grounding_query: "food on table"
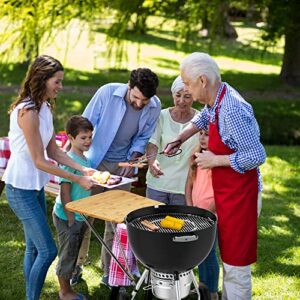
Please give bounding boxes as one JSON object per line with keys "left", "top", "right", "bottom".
{"left": 92, "top": 171, "right": 123, "bottom": 185}
{"left": 92, "top": 171, "right": 111, "bottom": 184}
{"left": 106, "top": 175, "right": 122, "bottom": 186}
{"left": 141, "top": 219, "right": 159, "bottom": 231}
{"left": 160, "top": 218, "right": 184, "bottom": 230}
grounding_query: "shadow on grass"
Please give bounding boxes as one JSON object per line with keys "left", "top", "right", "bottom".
{"left": 97, "top": 26, "right": 282, "bottom": 66}
{"left": 0, "top": 62, "right": 295, "bottom": 92}
{"left": 254, "top": 147, "right": 300, "bottom": 282}
{"left": 257, "top": 190, "right": 300, "bottom": 276}
{"left": 0, "top": 198, "right": 26, "bottom": 299}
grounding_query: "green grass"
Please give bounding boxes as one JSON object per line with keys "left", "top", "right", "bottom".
{"left": 0, "top": 146, "right": 299, "bottom": 299}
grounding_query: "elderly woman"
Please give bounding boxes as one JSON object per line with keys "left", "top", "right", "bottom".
{"left": 145, "top": 76, "right": 199, "bottom": 205}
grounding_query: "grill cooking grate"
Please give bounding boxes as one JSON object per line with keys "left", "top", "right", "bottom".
{"left": 129, "top": 213, "right": 215, "bottom": 233}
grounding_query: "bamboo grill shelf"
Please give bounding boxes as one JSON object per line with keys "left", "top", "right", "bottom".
{"left": 66, "top": 190, "right": 162, "bottom": 223}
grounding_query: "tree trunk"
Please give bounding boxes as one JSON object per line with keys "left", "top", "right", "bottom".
{"left": 246, "top": 0, "right": 257, "bottom": 25}
{"left": 209, "top": 0, "right": 238, "bottom": 39}
{"left": 280, "top": 31, "right": 300, "bottom": 86}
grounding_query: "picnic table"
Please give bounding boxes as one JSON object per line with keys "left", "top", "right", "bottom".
{"left": 0, "top": 133, "right": 68, "bottom": 197}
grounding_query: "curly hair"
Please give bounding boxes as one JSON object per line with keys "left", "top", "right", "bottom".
{"left": 129, "top": 68, "right": 159, "bottom": 98}
{"left": 9, "top": 55, "right": 64, "bottom": 113}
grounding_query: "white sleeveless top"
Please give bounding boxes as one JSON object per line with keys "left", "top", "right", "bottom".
{"left": 3, "top": 100, "right": 54, "bottom": 190}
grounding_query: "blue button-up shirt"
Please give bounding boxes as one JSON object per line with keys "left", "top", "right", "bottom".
{"left": 82, "top": 83, "right": 161, "bottom": 168}
{"left": 192, "top": 82, "right": 266, "bottom": 191}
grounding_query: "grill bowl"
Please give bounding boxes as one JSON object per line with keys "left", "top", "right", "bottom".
{"left": 125, "top": 205, "right": 217, "bottom": 273}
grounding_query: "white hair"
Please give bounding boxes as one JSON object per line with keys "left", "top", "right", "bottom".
{"left": 170, "top": 75, "right": 184, "bottom": 94}
{"left": 180, "top": 52, "right": 221, "bottom": 84}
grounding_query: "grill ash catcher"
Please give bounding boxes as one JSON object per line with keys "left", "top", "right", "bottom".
{"left": 66, "top": 191, "right": 217, "bottom": 300}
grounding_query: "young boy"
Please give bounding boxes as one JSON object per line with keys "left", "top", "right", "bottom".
{"left": 53, "top": 115, "right": 93, "bottom": 300}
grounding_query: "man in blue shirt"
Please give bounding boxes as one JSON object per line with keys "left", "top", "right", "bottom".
{"left": 82, "top": 68, "right": 161, "bottom": 285}
{"left": 165, "top": 53, "right": 266, "bottom": 300}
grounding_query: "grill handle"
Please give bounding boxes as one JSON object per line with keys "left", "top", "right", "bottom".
{"left": 172, "top": 235, "right": 198, "bottom": 243}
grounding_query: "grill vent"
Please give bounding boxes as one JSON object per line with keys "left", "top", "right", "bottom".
{"left": 129, "top": 213, "right": 215, "bottom": 233}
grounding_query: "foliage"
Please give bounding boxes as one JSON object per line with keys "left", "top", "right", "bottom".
{"left": 262, "top": 0, "right": 300, "bottom": 41}
{"left": 0, "top": 0, "right": 103, "bottom": 62}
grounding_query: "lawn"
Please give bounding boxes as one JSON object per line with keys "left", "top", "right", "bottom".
{"left": 0, "top": 146, "right": 299, "bottom": 299}
{"left": 0, "top": 18, "right": 299, "bottom": 299}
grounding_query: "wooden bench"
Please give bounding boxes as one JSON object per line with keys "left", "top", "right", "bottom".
{"left": 0, "top": 168, "right": 59, "bottom": 197}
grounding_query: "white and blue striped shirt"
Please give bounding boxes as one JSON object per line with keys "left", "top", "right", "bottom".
{"left": 192, "top": 82, "right": 266, "bottom": 191}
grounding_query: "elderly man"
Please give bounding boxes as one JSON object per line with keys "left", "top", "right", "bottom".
{"left": 80, "top": 68, "right": 161, "bottom": 286}
{"left": 165, "top": 52, "right": 266, "bottom": 299}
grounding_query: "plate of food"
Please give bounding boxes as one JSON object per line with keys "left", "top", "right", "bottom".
{"left": 91, "top": 171, "right": 137, "bottom": 189}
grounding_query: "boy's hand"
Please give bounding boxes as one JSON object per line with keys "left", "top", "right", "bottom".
{"left": 68, "top": 217, "right": 75, "bottom": 227}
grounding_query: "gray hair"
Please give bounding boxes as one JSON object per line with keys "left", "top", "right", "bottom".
{"left": 171, "top": 76, "right": 184, "bottom": 94}
{"left": 180, "top": 52, "right": 221, "bottom": 84}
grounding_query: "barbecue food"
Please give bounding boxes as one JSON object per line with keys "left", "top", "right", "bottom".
{"left": 92, "top": 171, "right": 111, "bottom": 184}
{"left": 165, "top": 215, "right": 184, "bottom": 226}
{"left": 141, "top": 220, "right": 159, "bottom": 231}
{"left": 106, "top": 175, "right": 122, "bottom": 186}
{"left": 160, "top": 219, "right": 184, "bottom": 230}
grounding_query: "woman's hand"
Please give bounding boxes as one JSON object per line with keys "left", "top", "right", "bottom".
{"left": 149, "top": 160, "right": 164, "bottom": 177}
{"left": 82, "top": 167, "right": 97, "bottom": 176}
{"left": 78, "top": 176, "right": 94, "bottom": 190}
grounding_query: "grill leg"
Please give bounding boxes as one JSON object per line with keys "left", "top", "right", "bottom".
{"left": 174, "top": 272, "right": 181, "bottom": 300}
{"left": 80, "top": 215, "right": 135, "bottom": 282}
{"left": 191, "top": 271, "right": 201, "bottom": 300}
{"left": 131, "top": 269, "right": 149, "bottom": 299}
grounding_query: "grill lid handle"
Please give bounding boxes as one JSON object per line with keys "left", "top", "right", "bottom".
{"left": 172, "top": 235, "right": 198, "bottom": 242}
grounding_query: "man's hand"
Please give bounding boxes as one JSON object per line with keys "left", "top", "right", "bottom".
{"left": 149, "top": 160, "right": 164, "bottom": 178}
{"left": 195, "top": 151, "right": 230, "bottom": 169}
{"left": 163, "top": 139, "right": 182, "bottom": 156}
{"left": 118, "top": 166, "right": 135, "bottom": 178}
{"left": 194, "top": 150, "right": 216, "bottom": 169}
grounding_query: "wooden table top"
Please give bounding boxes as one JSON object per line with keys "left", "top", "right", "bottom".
{"left": 65, "top": 190, "right": 162, "bottom": 223}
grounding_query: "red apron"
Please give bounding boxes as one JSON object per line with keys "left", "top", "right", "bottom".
{"left": 208, "top": 85, "right": 258, "bottom": 266}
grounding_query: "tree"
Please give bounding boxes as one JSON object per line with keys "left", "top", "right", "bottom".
{"left": 263, "top": 0, "right": 300, "bottom": 85}
{"left": 0, "top": 0, "right": 103, "bottom": 63}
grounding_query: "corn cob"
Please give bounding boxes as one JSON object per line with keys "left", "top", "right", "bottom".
{"left": 160, "top": 219, "right": 183, "bottom": 230}
{"left": 165, "top": 215, "right": 185, "bottom": 226}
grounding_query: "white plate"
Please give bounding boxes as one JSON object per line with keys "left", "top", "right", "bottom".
{"left": 94, "top": 176, "right": 137, "bottom": 189}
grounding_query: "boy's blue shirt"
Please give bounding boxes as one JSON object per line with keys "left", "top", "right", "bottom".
{"left": 53, "top": 152, "right": 92, "bottom": 221}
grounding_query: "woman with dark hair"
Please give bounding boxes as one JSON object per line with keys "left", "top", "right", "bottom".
{"left": 3, "top": 55, "right": 95, "bottom": 300}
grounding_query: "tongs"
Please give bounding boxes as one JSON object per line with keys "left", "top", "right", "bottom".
{"left": 118, "top": 140, "right": 182, "bottom": 168}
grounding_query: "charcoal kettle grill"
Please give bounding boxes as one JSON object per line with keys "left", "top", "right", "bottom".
{"left": 65, "top": 191, "right": 217, "bottom": 300}
{"left": 125, "top": 205, "right": 217, "bottom": 300}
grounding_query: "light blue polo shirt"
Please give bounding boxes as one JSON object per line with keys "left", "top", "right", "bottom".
{"left": 53, "top": 152, "right": 92, "bottom": 221}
